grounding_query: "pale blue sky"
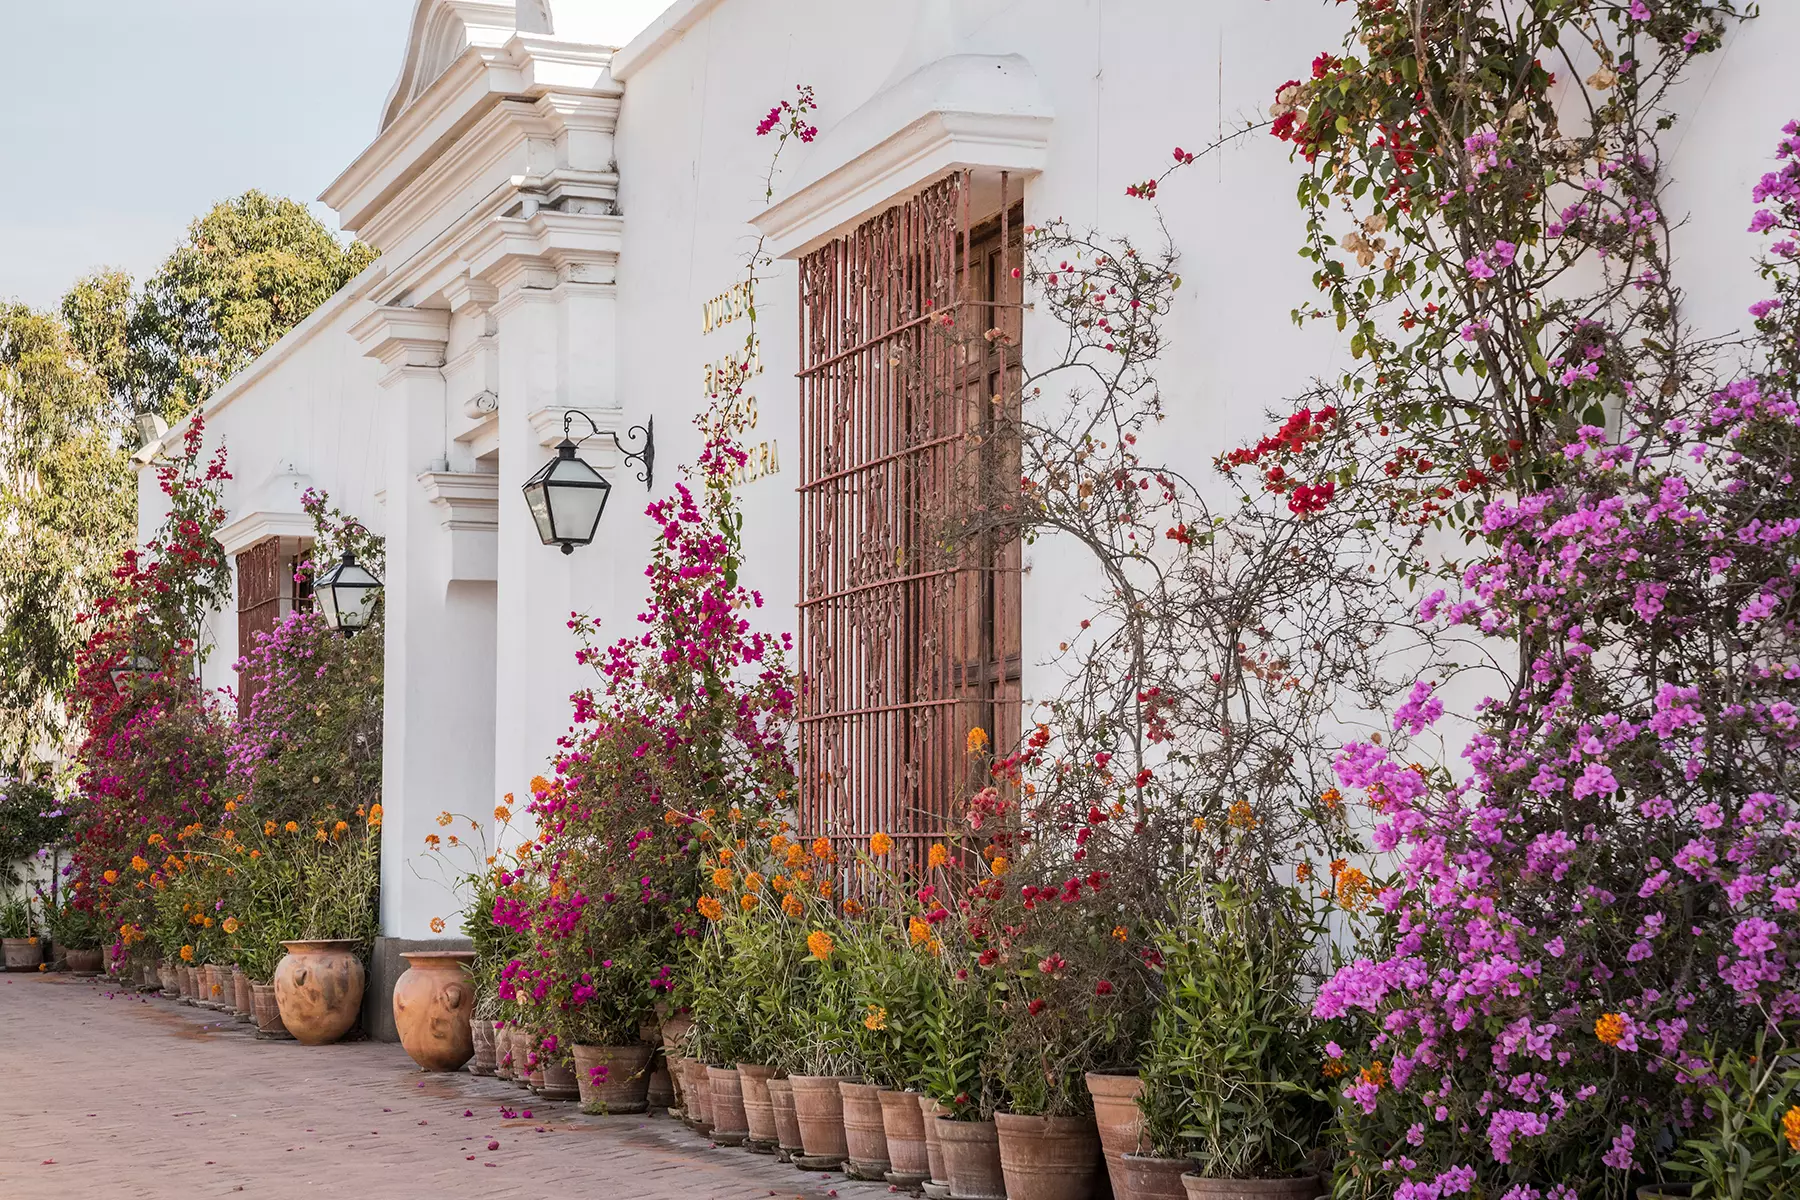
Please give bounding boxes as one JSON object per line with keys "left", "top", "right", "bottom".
{"left": 1, "top": 1, "right": 416, "bottom": 311}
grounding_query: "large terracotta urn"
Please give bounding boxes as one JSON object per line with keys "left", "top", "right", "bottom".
{"left": 995, "top": 1112, "right": 1103, "bottom": 1200}
{"left": 272, "top": 940, "right": 366, "bottom": 1046}
{"left": 392, "top": 951, "right": 476, "bottom": 1071}
{"left": 65, "top": 947, "right": 103, "bottom": 975}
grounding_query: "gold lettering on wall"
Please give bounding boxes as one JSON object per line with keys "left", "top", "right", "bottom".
{"left": 702, "top": 287, "right": 780, "bottom": 487}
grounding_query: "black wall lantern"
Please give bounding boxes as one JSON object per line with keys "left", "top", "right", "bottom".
{"left": 108, "top": 648, "right": 159, "bottom": 686}
{"left": 522, "top": 411, "right": 655, "bottom": 554}
{"left": 315, "top": 549, "right": 383, "bottom": 635}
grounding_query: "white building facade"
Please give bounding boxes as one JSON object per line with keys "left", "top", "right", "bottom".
{"left": 135, "top": 0, "right": 1798, "bottom": 978}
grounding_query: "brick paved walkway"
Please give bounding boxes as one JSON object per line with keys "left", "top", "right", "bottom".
{"left": 0, "top": 973, "right": 895, "bottom": 1199}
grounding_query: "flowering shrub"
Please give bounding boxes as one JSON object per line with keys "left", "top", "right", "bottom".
{"left": 1314, "top": 124, "right": 1800, "bottom": 1197}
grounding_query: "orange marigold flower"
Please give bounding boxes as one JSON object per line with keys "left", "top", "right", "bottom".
{"left": 224, "top": 799, "right": 236, "bottom": 812}
{"left": 810, "top": 837, "right": 834, "bottom": 861}
{"left": 437, "top": 811, "right": 454, "bottom": 827}
{"left": 841, "top": 898, "right": 864, "bottom": 916}
{"left": 1359, "top": 1061, "right": 1387, "bottom": 1089}
{"left": 1784, "top": 1106, "right": 1800, "bottom": 1152}
{"left": 1111, "top": 926, "right": 1128, "bottom": 942}
{"left": 425, "top": 834, "right": 441, "bottom": 849}
{"left": 496, "top": 805, "right": 514, "bottom": 823}
{"left": 784, "top": 844, "right": 806, "bottom": 869}
{"left": 718, "top": 848, "right": 735, "bottom": 864}
{"left": 711, "top": 867, "right": 734, "bottom": 891}
{"left": 817, "top": 879, "right": 833, "bottom": 899}
{"left": 1335, "top": 867, "right": 1372, "bottom": 911}
{"left": 1322, "top": 1059, "right": 1348, "bottom": 1079}
{"left": 285, "top": 821, "right": 300, "bottom": 833}
{"left": 334, "top": 821, "right": 349, "bottom": 834}
{"left": 781, "top": 894, "right": 805, "bottom": 917}
{"left": 697, "top": 896, "right": 725, "bottom": 921}
{"left": 870, "top": 832, "right": 894, "bottom": 855}
{"left": 221, "top": 917, "right": 240, "bottom": 935}
{"left": 743, "top": 871, "right": 764, "bottom": 892}
{"left": 430, "top": 917, "right": 447, "bottom": 934}
{"left": 909, "top": 917, "right": 931, "bottom": 946}
{"left": 263, "top": 821, "right": 276, "bottom": 835}
{"left": 103, "top": 870, "right": 118, "bottom": 885}
{"left": 770, "top": 834, "right": 790, "bottom": 854}
{"left": 807, "top": 930, "right": 834, "bottom": 960}
{"left": 1296, "top": 862, "right": 1313, "bottom": 883}
{"left": 1227, "top": 800, "right": 1259, "bottom": 829}
{"left": 966, "top": 727, "right": 989, "bottom": 753}
{"left": 1320, "top": 787, "right": 1342, "bottom": 810}
{"left": 179, "top": 945, "right": 194, "bottom": 962}
{"left": 770, "top": 874, "right": 790, "bottom": 893}
{"left": 530, "top": 775, "right": 550, "bottom": 796}
{"left": 739, "top": 894, "right": 758, "bottom": 912}
{"left": 927, "top": 843, "right": 949, "bottom": 870}
{"left": 663, "top": 811, "right": 682, "bottom": 825}
{"left": 1595, "top": 1013, "right": 1627, "bottom": 1047}
{"left": 315, "top": 828, "right": 329, "bottom": 843}
{"left": 131, "top": 855, "right": 148, "bottom": 872}
{"left": 989, "top": 855, "right": 1010, "bottom": 877}
{"left": 249, "top": 850, "right": 260, "bottom": 859}
{"left": 863, "top": 1005, "right": 888, "bottom": 1031}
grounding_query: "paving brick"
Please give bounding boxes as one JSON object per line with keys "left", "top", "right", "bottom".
{"left": 0, "top": 974, "right": 895, "bottom": 1199}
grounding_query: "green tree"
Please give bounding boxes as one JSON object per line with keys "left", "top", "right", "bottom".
{"left": 127, "top": 190, "right": 375, "bottom": 420}
{"left": 0, "top": 304, "right": 134, "bottom": 773}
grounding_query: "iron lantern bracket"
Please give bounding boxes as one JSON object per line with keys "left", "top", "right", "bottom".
{"left": 563, "top": 411, "right": 654, "bottom": 490}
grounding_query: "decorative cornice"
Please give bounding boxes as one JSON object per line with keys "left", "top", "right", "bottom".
{"left": 527, "top": 404, "right": 624, "bottom": 450}
{"left": 215, "top": 510, "right": 316, "bottom": 559}
{"left": 351, "top": 306, "right": 454, "bottom": 369}
{"left": 753, "top": 54, "right": 1052, "bottom": 261}
{"left": 464, "top": 208, "right": 625, "bottom": 299}
{"left": 611, "top": 0, "right": 728, "bottom": 81}
{"left": 419, "top": 470, "right": 501, "bottom": 531}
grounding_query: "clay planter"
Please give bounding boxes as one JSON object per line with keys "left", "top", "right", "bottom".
{"left": 1124, "top": 1154, "right": 1196, "bottom": 1200}
{"left": 709, "top": 1066, "right": 751, "bottom": 1145}
{"left": 471, "top": 1020, "right": 498, "bottom": 1076}
{"left": 3, "top": 937, "right": 42, "bottom": 972}
{"left": 540, "top": 1056, "right": 580, "bottom": 1100}
{"left": 936, "top": 1117, "right": 1006, "bottom": 1200}
{"left": 919, "top": 1096, "right": 950, "bottom": 1188}
{"left": 393, "top": 951, "right": 475, "bottom": 1071}
{"left": 64, "top": 947, "right": 103, "bottom": 975}
{"left": 273, "top": 940, "right": 366, "bottom": 1046}
{"left": 769, "top": 1077, "right": 804, "bottom": 1156}
{"left": 511, "top": 1028, "right": 538, "bottom": 1089}
{"left": 681, "top": 1058, "right": 715, "bottom": 1131}
{"left": 495, "top": 1023, "right": 516, "bottom": 1080}
{"left": 1179, "top": 1175, "right": 1322, "bottom": 1200}
{"left": 996, "top": 1112, "right": 1103, "bottom": 1200}
{"left": 840, "top": 1081, "right": 891, "bottom": 1180}
{"left": 250, "top": 982, "right": 295, "bottom": 1040}
{"left": 233, "top": 968, "right": 253, "bottom": 1019}
{"left": 663, "top": 1054, "right": 686, "bottom": 1111}
{"left": 789, "top": 1075, "right": 853, "bottom": 1167}
{"left": 647, "top": 1056, "right": 675, "bottom": 1109}
{"left": 209, "top": 963, "right": 230, "bottom": 1005}
{"left": 1089, "top": 1070, "right": 1146, "bottom": 1198}
{"left": 572, "top": 1044, "right": 653, "bottom": 1114}
{"left": 158, "top": 963, "right": 178, "bottom": 996}
{"left": 878, "top": 1088, "right": 931, "bottom": 1189}
{"left": 737, "top": 1063, "right": 779, "bottom": 1149}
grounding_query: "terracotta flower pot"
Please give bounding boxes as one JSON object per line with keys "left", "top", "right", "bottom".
{"left": 878, "top": 1088, "right": 930, "bottom": 1187}
{"left": 392, "top": 951, "right": 475, "bottom": 1071}
{"left": 1089, "top": 1070, "right": 1146, "bottom": 1198}
{"left": 3, "top": 937, "right": 42, "bottom": 972}
{"left": 65, "top": 947, "right": 103, "bottom": 975}
{"left": 681, "top": 1058, "right": 715, "bottom": 1130}
{"left": 540, "top": 1056, "right": 580, "bottom": 1100}
{"left": 789, "top": 1074, "right": 853, "bottom": 1165}
{"left": 936, "top": 1117, "right": 1006, "bottom": 1200}
{"left": 509, "top": 1028, "right": 536, "bottom": 1089}
{"left": 158, "top": 963, "right": 178, "bottom": 995}
{"left": 919, "top": 1095, "right": 950, "bottom": 1186}
{"left": 572, "top": 1044, "right": 654, "bottom": 1114}
{"left": 471, "top": 1020, "right": 498, "bottom": 1076}
{"left": 495, "top": 1023, "right": 516, "bottom": 1080}
{"left": 664, "top": 1053, "right": 686, "bottom": 1109}
{"left": 1124, "top": 1154, "right": 1195, "bottom": 1200}
{"left": 660, "top": 1013, "right": 694, "bottom": 1052}
{"left": 250, "top": 982, "right": 294, "bottom": 1040}
{"left": 710, "top": 1066, "right": 751, "bottom": 1144}
{"left": 769, "top": 1077, "right": 804, "bottom": 1154}
{"left": 1179, "top": 1175, "right": 1322, "bottom": 1200}
{"left": 738, "top": 1063, "right": 779, "bottom": 1147}
{"left": 996, "top": 1112, "right": 1103, "bottom": 1200}
{"left": 181, "top": 963, "right": 198, "bottom": 999}
{"left": 839, "top": 1081, "right": 891, "bottom": 1179}
{"left": 647, "top": 1056, "right": 675, "bottom": 1109}
{"left": 273, "top": 940, "right": 366, "bottom": 1046}
{"left": 233, "top": 967, "right": 253, "bottom": 1019}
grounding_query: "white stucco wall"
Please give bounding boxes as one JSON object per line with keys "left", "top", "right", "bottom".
{"left": 135, "top": 0, "right": 1800, "bottom": 940}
